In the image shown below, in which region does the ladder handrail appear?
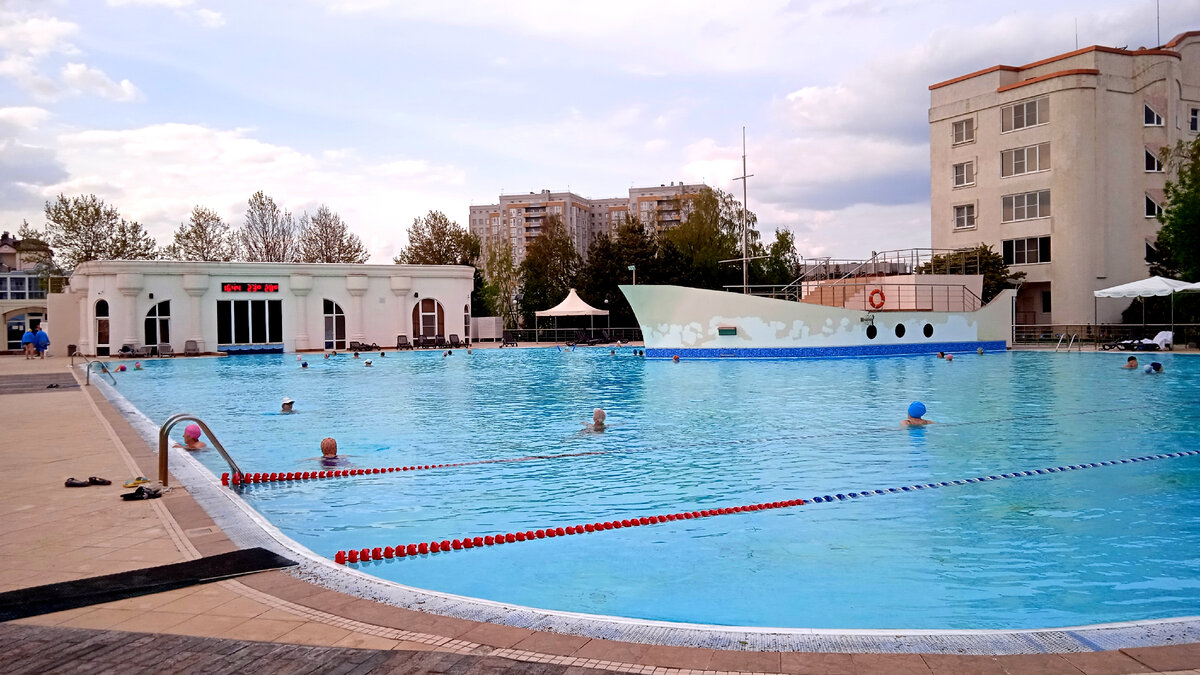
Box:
[158,413,244,488]
[1066,334,1077,351]
[1054,334,1067,352]
[81,357,117,386]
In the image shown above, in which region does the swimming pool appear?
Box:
[108,348,1200,630]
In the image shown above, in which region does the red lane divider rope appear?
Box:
[220,450,609,485]
[332,498,808,564]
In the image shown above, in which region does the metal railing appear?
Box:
[496,327,644,344]
[1013,323,1199,349]
[158,413,243,488]
[78,354,117,386]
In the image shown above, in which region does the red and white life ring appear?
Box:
[868,288,886,310]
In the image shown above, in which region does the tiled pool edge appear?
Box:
[92,375,1200,655]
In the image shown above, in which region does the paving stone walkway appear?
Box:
[0,623,605,674]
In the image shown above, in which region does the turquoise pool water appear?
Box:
[110,349,1200,630]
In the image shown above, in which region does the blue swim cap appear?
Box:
[1144,365,1153,373]
[908,401,926,418]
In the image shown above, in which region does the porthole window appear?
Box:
[895,324,906,338]
[866,325,877,340]
[923,323,933,338]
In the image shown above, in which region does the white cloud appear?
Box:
[106,0,225,28]
[18,123,468,262]
[193,8,224,27]
[61,62,142,101]
[0,106,51,135]
[106,0,194,7]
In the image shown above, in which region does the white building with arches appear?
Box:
[50,261,475,356]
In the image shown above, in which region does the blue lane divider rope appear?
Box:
[806,450,1200,503]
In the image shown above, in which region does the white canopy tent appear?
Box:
[534,288,609,342]
[1093,276,1197,331]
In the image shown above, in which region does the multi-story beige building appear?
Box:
[469,183,706,266]
[929,31,1200,325]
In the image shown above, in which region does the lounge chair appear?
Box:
[134,344,153,358]
[435,334,447,349]
[417,335,434,349]
[184,340,200,356]
[448,334,463,348]
[396,335,413,350]
[501,331,517,347]
[157,343,175,357]
[1107,331,1172,351]
[118,343,136,356]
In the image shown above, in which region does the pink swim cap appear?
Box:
[184,424,202,440]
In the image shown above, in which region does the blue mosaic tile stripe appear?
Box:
[645,341,1007,359]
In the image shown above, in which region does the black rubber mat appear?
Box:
[0,373,79,395]
[0,547,296,621]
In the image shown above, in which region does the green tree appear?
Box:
[240,191,296,262]
[393,210,480,266]
[918,245,1023,304]
[296,205,369,263]
[40,194,159,269]
[14,220,66,292]
[482,240,519,325]
[576,217,660,325]
[666,187,757,289]
[1155,137,1200,281]
[518,214,579,325]
[756,228,801,287]
[164,205,239,261]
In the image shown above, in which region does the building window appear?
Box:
[953,204,976,229]
[323,299,346,350]
[464,304,471,342]
[1041,290,1052,313]
[1002,97,1048,132]
[1145,149,1164,172]
[1001,143,1051,177]
[411,298,445,338]
[217,299,282,345]
[144,300,171,347]
[1191,108,1199,132]
[1146,195,1163,218]
[1002,190,1051,222]
[1002,236,1051,265]
[952,161,975,187]
[95,299,110,356]
[952,119,975,144]
[1144,104,1164,126]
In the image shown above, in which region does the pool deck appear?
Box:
[4,352,1200,674]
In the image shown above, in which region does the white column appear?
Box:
[182,274,209,353]
[290,274,313,351]
[390,275,412,343]
[115,273,144,347]
[346,275,368,342]
[73,277,91,355]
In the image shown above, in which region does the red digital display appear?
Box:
[221,282,280,293]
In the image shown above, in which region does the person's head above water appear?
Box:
[320,437,338,457]
[300,361,308,369]
[281,397,294,412]
[593,408,606,427]
[907,401,927,420]
[184,423,202,442]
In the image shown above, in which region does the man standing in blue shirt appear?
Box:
[33,325,49,359]
[21,327,35,359]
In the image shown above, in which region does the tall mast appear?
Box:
[733,127,754,293]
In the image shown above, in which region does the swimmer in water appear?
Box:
[281,397,295,413]
[133,361,143,370]
[945,353,954,362]
[1144,362,1163,374]
[177,423,207,450]
[304,437,351,467]
[936,351,945,359]
[365,359,373,367]
[301,361,308,369]
[1123,356,1138,369]
[583,408,606,432]
[902,401,934,427]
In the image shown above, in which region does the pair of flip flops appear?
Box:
[64,477,111,487]
[121,485,162,501]
[123,477,149,488]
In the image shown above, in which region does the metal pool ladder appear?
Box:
[157,414,244,488]
[1055,333,1078,352]
[79,356,117,386]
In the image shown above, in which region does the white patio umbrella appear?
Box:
[533,288,610,342]
[1093,276,1196,332]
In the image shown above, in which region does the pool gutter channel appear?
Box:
[93,376,1200,655]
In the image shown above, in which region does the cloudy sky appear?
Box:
[3,0,1200,262]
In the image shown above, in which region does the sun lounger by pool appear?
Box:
[501,331,517,347]
[158,343,175,357]
[396,335,413,350]
[448,334,463,348]
[184,340,200,356]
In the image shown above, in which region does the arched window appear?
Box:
[411,298,444,337]
[464,303,471,342]
[95,300,110,356]
[144,300,170,346]
[323,299,346,350]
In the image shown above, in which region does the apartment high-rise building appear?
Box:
[929,31,1200,325]
[468,183,707,267]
